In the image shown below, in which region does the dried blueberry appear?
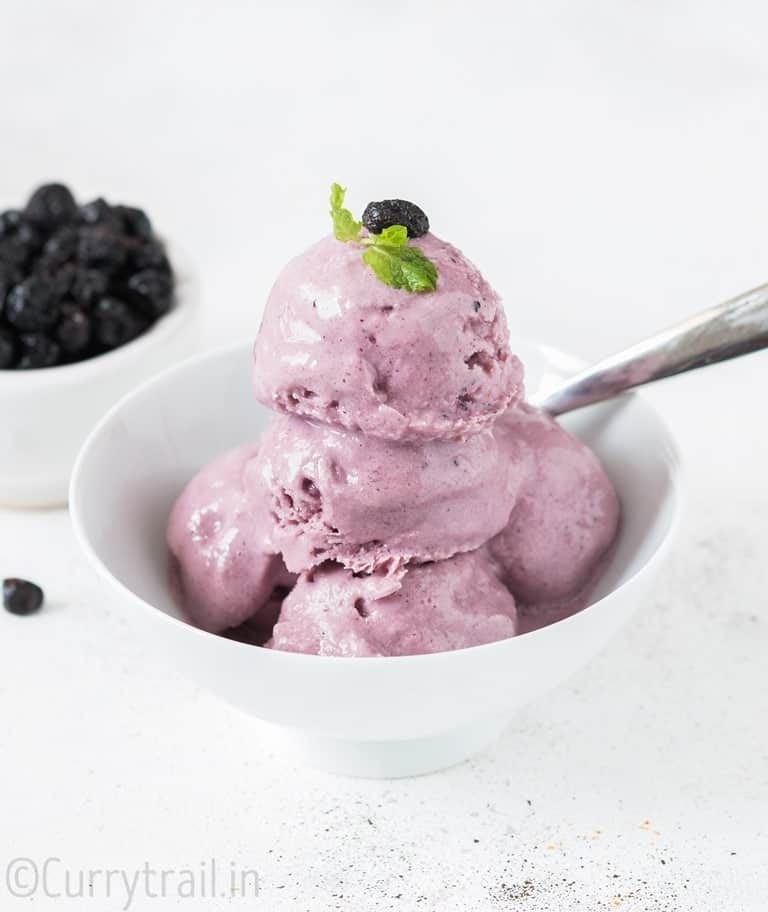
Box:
[130,239,171,274]
[0,262,21,304]
[0,209,21,236]
[77,227,127,271]
[17,333,61,369]
[94,297,147,348]
[114,205,152,240]
[24,183,77,231]
[79,197,120,230]
[362,199,430,239]
[0,211,41,266]
[48,263,77,299]
[17,220,40,250]
[5,277,59,331]
[124,269,173,317]
[56,307,91,357]
[3,578,44,615]
[42,225,79,266]
[0,327,18,368]
[71,268,109,307]
[32,260,77,301]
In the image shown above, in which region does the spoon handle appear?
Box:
[535,283,768,416]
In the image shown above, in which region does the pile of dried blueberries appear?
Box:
[0,183,175,369]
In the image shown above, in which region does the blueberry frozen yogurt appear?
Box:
[167,185,620,656]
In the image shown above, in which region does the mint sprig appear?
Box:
[330,183,362,242]
[328,183,438,293]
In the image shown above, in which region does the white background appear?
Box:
[1,1,767,909]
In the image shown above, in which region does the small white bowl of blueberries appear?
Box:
[0,183,196,507]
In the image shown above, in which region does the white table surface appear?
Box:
[1,2,766,909]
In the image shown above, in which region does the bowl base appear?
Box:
[269,714,510,778]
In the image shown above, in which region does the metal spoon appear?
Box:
[533,283,768,416]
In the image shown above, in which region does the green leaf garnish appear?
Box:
[375,224,408,247]
[328,182,438,293]
[329,183,362,242]
[362,242,438,293]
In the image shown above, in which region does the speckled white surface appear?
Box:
[1,1,767,908]
[3,362,766,910]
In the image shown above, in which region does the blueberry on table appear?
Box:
[0,327,18,368]
[24,183,77,231]
[125,268,173,317]
[4,276,59,332]
[16,332,61,369]
[3,578,44,615]
[362,199,430,239]
[94,297,148,349]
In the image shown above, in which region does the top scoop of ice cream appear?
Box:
[270,550,518,657]
[252,234,523,442]
[166,442,294,634]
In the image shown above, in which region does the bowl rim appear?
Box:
[0,266,195,389]
[69,338,685,667]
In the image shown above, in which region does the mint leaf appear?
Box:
[375,224,408,247]
[329,182,345,210]
[329,182,362,242]
[362,243,438,293]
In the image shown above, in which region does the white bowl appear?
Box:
[0,270,197,508]
[70,339,682,778]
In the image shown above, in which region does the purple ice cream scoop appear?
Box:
[249,412,531,575]
[270,550,518,657]
[252,234,523,442]
[488,405,620,621]
[166,442,295,634]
